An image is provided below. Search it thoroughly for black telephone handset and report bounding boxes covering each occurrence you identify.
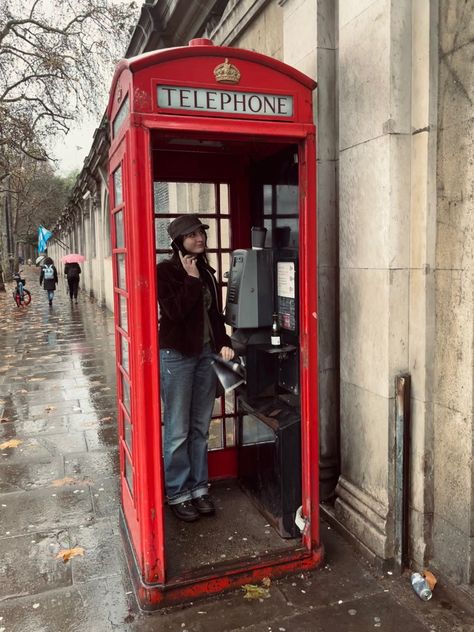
[171,240,187,256]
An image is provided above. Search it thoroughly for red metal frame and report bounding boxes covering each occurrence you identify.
[107,39,321,608]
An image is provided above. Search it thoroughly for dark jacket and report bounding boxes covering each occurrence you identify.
[39,264,58,291]
[64,263,81,278]
[157,258,231,357]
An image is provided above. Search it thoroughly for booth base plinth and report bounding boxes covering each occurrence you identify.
[119,481,323,610]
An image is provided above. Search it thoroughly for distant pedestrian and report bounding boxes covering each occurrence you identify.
[39,257,58,306]
[64,262,81,304]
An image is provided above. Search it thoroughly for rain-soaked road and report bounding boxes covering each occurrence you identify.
[1,267,474,632]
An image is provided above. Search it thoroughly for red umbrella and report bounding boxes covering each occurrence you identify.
[62,253,85,264]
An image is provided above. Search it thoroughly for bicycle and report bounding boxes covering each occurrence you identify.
[12,270,31,307]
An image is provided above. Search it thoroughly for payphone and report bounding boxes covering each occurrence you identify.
[226,217,301,537]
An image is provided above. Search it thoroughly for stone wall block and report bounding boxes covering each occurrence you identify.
[315,47,337,161]
[438,45,474,131]
[388,134,411,268]
[339,137,389,269]
[411,0,431,131]
[408,268,435,399]
[317,0,336,49]
[434,270,474,414]
[439,0,474,57]
[339,381,390,507]
[318,267,338,371]
[409,398,434,514]
[340,268,389,398]
[432,516,471,583]
[319,368,339,499]
[317,159,337,267]
[339,0,389,149]
[339,0,379,29]
[389,0,412,134]
[433,403,472,535]
[410,131,431,269]
[282,0,316,66]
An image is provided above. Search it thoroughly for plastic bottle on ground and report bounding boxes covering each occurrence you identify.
[410,572,432,601]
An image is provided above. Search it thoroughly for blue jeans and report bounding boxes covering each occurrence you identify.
[47,290,54,302]
[159,344,216,505]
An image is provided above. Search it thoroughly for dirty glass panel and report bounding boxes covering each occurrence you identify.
[122,374,130,414]
[154,182,216,214]
[118,294,128,332]
[116,254,126,289]
[121,335,129,372]
[225,417,236,447]
[212,398,223,416]
[225,391,236,414]
[203,218,218,249]
[263,184,273,213]
[219,218,230,249]
[112,96,129,138]
[124,452,134,496]
[115,210,124,248]
[113,166,123,206]
[275,217,299,248]
[156,253,169,264]
[276,184,298,214]
[219,183,229,213]
[264,219,273,248]
[154,181,170,213]
[241,414,275,445]
[208,418,223,450]
[155,217,172,250]
[124,412,132,453]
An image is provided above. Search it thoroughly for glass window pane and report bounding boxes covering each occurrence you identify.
[219,184,229,213]
[208,418,223,450]
[115,210,124,248]
[156,253,170,264]
[124,453,133,496]
[121,336,129,372]
[119,294,128,332]
[221,252,231,281]
[113,96,129,138]
[155,217,172,250]
[154,181,170,213]
[213,397,223,416]
[116,254,126,289]
[241,414,275,445]
[263,184,273,213]
[220,218,230,249]
[264,219,273,248]
[124,413,132,452]
[122,374,130,414]
[276,184,298,214]
[225,417,236,447]
[154,182,216,214]
[275,218,299,248]
[225,391,236,414]
[113,166,123,206]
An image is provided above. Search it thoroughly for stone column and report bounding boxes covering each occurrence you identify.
[432,0,474,584]
[335,0,412,560]
[282,0,340,500]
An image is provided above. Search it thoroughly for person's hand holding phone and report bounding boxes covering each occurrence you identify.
[179,251,199,278]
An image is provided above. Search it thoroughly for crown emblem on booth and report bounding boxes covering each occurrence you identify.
[213,58,241,84]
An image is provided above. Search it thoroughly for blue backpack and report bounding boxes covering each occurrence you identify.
[43,265,54,281]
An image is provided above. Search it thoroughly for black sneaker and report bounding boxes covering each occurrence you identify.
[170,500,199,522]
[192,494,215,515]
[49,299,53,306]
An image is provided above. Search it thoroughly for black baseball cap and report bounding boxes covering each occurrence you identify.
[167,214,209,241]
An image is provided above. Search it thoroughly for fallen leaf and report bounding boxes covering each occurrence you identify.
[242,583,270,600]
[29,377,45,382]
[0,439,23,449]
[99,416,113,422]
[44,406,56,413]
[51,477,92,487]
[262,577,271,588]
[0,417,9,423]
[16,389,28,394]
[423,569,437,591]
[56,547,85,562]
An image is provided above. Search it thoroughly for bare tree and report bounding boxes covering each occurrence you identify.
[0,0,138,287]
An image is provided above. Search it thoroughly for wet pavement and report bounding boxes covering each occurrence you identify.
[1,267,474,631]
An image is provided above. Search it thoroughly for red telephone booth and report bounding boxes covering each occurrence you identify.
[107,39,321,609]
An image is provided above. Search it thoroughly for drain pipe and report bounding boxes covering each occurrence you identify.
[394,374,411,572]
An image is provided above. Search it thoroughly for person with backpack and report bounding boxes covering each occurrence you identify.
[64,262,81,304]
[39,257,58,306]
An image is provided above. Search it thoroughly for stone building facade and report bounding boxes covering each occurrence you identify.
[48,0,474,592]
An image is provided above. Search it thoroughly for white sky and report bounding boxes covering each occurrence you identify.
[51,114,101,176]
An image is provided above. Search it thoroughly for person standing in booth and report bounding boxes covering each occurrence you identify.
[157,214,234,522]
